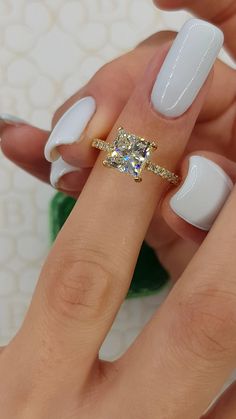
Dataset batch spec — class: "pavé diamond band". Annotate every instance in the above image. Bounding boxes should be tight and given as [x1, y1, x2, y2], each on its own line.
[92, 127, 180, 185]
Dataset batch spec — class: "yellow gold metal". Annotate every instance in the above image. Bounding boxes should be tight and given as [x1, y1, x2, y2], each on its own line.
[150, 142, 158, 150]
[102, 160, 111, 168]
[92, 139, 111, 152]
[145, 161, 179, 185]
[92, 128, 179, 185]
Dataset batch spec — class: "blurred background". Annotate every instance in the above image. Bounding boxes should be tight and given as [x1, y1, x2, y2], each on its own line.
[0, 0, 233, 360]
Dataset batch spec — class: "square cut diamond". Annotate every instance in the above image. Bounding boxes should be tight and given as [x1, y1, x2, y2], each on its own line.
[105, 128, 153, 179]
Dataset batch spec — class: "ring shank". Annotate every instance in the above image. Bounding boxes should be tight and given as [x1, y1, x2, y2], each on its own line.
[92, 139, 110, 152]
[145, 161, 179, 185]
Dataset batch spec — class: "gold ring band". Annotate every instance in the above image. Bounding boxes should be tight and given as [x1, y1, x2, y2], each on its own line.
[92, 127, 180, 185]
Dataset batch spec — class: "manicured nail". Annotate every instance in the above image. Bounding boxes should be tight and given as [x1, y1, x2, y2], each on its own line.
[151, 18, 224, 118]
[0, 113, 26, 126]
[50, 157, 80, 188]
[170, 156, 233, 231]
[44, 96, 96, 162]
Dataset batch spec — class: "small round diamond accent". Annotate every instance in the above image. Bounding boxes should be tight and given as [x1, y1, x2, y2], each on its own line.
[92, 139, 110, 152]
[146, 162, 179, 185]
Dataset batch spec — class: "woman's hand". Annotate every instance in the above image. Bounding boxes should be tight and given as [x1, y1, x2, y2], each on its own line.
[1, 4, 236, 283]
[1, 21, 236, 418]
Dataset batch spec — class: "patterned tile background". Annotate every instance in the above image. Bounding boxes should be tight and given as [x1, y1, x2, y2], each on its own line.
[0, 0, 234, 366]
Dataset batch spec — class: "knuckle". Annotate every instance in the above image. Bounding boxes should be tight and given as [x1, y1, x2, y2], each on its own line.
[90, 61, 119, 84]
[173, 282, 236, 362]
[89, 59, 135, 99]
[47, 252, 112, 322]
[51, 56, 133, 128]
[51, 62, 117, 127]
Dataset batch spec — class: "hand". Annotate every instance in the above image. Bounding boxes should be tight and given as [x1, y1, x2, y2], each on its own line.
[1, 22, 236, 418]
[1, 5, 236, 282]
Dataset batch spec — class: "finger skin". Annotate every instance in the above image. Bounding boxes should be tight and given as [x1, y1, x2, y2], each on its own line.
[0, 125, 50, 183]
[57, 168, 91, 195]
[203, 380, 236, 418]
[122, 185, 236, 418]
[154, 0, 236, 57]
[0, 124, 89, 196]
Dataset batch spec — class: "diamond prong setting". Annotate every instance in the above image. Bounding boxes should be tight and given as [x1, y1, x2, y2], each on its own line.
[150, 142, 158, 151]
[104, 127, 155, 180]
[92, 128, 179, 185]
[102, 160, 112, 168]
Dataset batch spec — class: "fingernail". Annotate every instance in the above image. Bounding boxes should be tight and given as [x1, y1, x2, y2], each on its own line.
[0, 113, 27, 127]
[50, 157, 80, 188]
[44, 96, 96, 162]
[170, 156, 233, 231]
[151, 18, 224, 118]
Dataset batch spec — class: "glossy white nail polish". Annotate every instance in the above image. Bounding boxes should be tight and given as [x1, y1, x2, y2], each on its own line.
[50, 157, 80, 188]
[44, 96, 96, 162]
[151, 18, 224, 118]
[170, 156, 233, 231]
[0, 113, 26, 126]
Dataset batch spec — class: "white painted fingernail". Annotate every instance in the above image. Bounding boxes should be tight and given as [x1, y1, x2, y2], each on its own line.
[44, 96, 96, 162]
[151, 18, 224, 118]
[0, 113, 27, 126]
[170, 156, 233, 231]
[50, 157, 80, 188]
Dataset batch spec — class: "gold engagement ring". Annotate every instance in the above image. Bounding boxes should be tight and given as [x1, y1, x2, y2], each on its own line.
[92, 127, 179, 185]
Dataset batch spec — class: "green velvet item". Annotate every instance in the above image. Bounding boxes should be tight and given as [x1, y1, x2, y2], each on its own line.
[49, 192, 169, 298]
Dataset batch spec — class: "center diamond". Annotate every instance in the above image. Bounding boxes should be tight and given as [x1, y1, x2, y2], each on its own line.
[104, 128, 155, 181]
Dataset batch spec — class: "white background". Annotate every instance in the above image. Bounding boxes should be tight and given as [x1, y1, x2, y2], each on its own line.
[0, 0, 233, 366]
